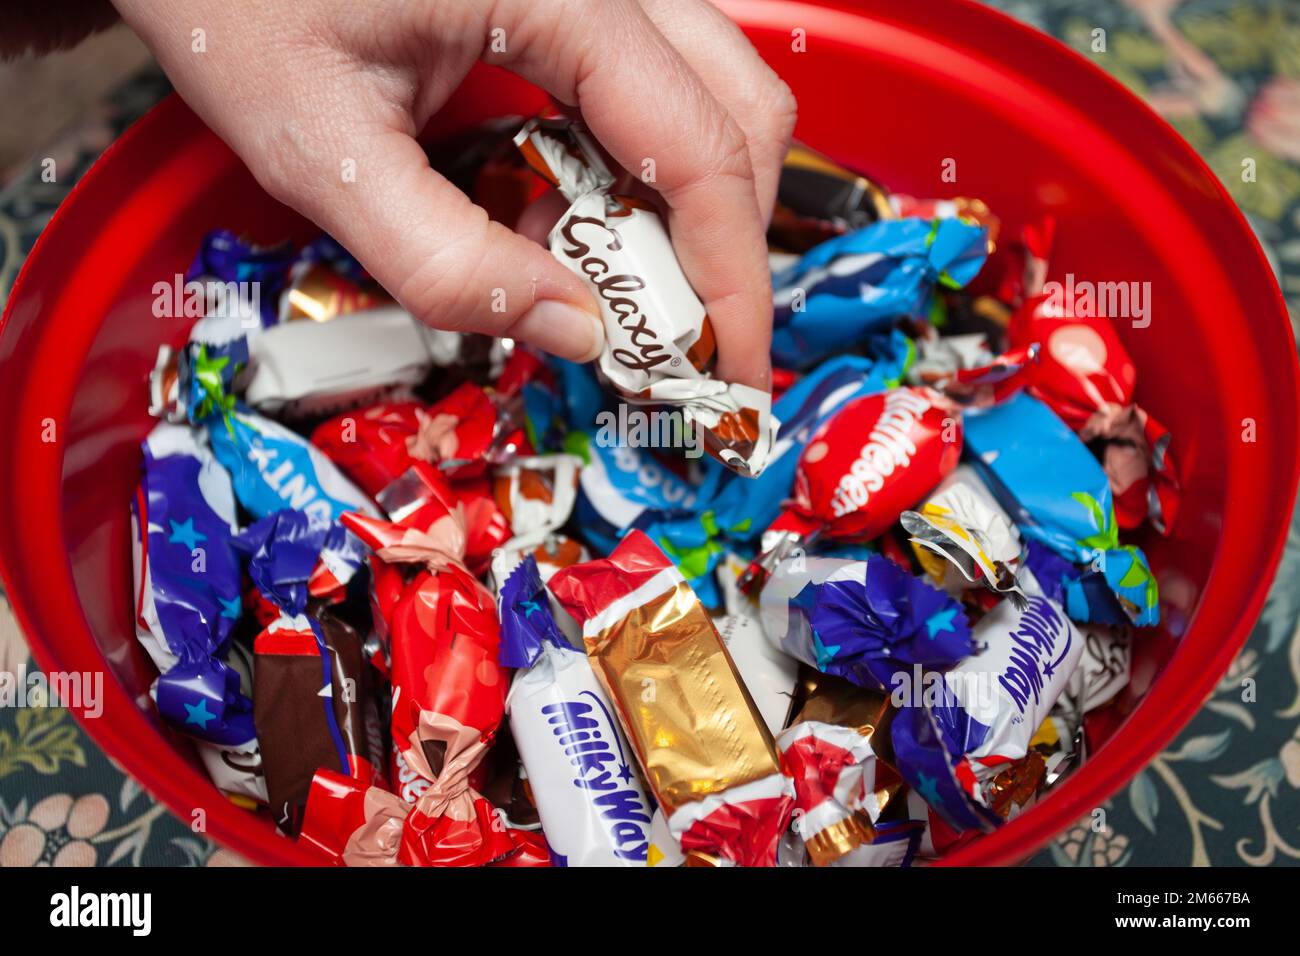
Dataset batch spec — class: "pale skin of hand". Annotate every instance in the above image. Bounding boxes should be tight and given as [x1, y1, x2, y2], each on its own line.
[110, 0, 796, 391]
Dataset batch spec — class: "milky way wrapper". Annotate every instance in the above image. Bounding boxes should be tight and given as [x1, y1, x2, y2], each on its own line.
[549, 530, 795, 866]
[890, 595, 1083, 832]
[498, 555, 653, 866]
[514, 118, 778, 478]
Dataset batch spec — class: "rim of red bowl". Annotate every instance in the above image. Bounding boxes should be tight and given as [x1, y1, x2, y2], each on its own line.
[0, 0, 1296, 866]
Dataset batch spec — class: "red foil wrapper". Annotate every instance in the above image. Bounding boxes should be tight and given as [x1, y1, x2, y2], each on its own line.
[321, 509, 518, 866]
[958, 291, 1180, 533]
[311, 382, 531, 497]
[746, 387, 961, 587]
[378, 462, 511, 576]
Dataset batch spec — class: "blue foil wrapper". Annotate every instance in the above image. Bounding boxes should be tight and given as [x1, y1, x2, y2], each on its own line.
[760, 555, 974, 692]
[132, 424, 254, 747]
[575, 354, 904, 605]
[771, 217, 988, 368]
[187, 229, 296, 329]
[232, 509, 329, 616]
[964, 393, 1159, 627]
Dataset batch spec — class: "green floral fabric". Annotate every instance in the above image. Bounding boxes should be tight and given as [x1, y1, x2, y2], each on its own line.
[1, 0, 1297, 867]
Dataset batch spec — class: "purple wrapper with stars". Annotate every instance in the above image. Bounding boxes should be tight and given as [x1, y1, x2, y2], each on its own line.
[131, 423, 254, 747]
[761, 555, 976, 694]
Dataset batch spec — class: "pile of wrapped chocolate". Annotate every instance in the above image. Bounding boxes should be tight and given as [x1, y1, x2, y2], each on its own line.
[130, 116, 1176, 866]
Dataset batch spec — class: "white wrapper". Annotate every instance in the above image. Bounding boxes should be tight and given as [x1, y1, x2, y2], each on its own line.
[1069, 622, 1132, 714]
[715, 553, 799, 734]
[506, 643, 654, 866]
[901, 463, 1026, 602]
[243, 304, 459, 417]
[515, 118, 778, 477]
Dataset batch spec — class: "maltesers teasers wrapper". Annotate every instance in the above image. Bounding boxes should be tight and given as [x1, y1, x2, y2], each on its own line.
[963, 392, 1159, 627]
[760, 555, 975, 692]
[130, 423, 265, 803]
[498, 555, 654, 866]
[890, 595, 1084, 832]
[1004, 291, 1179, 534]
[549, 531, 796, 867]
[746, 386, 961, 588]
[233, 510, 382, 833]
[514, 117, 778, 478]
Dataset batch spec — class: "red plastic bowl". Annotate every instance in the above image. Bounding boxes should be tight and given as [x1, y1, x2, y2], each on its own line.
[1, 0, 1296, 867]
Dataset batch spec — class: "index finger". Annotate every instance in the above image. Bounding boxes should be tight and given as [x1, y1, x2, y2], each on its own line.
[493, 0, 773, 390]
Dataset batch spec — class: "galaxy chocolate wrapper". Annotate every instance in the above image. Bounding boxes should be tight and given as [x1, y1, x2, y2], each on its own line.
[498, 555, 653, 866]
[890, 595, 1084, 832]
[549, 531, 795, 867]
[514, 117, 778, 478]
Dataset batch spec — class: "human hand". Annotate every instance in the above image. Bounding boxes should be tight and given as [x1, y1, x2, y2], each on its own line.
[111, 0, 795, 389]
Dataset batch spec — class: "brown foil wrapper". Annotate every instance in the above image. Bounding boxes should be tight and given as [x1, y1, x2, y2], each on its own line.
[254, 609, 380, 834]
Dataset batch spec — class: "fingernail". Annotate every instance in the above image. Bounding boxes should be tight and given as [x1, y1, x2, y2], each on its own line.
[514, 300, 605, 363]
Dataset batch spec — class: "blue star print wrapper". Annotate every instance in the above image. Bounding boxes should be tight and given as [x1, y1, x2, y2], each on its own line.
[759, 554, 975, 692]
[890, 595, 1084, 834]
[963, 392, 1159, 627]
[130, 422, 264, 801]
[496, 554, 653, 866]
[233, 509, 382, 834]
[771, 216, 989, 368]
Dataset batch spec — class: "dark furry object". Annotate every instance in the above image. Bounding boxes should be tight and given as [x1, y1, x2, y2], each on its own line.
[0, 0, 122, 59]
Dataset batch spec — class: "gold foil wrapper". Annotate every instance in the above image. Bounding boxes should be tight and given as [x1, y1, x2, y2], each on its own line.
[282, 263, 389, 323]
[584, 578, 782, 819]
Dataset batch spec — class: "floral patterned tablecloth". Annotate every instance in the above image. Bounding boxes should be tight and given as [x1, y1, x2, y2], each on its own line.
[1, 0, 1297, 868]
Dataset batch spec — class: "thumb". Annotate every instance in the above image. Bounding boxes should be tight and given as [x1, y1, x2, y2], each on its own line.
[256, 124, 604, 363]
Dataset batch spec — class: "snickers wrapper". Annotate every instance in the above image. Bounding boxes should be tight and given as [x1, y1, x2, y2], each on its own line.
[515, 117, 778, 478]
[550, 531, 795, 867]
